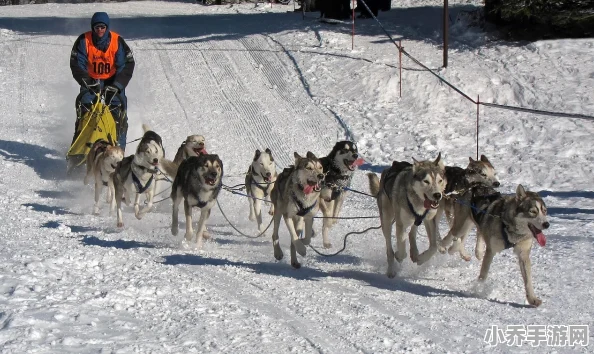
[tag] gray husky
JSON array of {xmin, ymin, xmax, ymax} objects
[
  {"xmin": 438, "ymin": 155, "xmax": 501, "ymax": 260},
  {"xmin": 471, "ymin": 184, "xmax": 549, "ymax": 307},
  {"xmin": 245, "ymin": 148, "xmax": 277, "ymax": 232},
  {"xmin": 173, "ymin": 134, "xmax": 207, "ymax": 168},
  {"xmin": 368, "ymin": 154, "xmax": 446, "ymax": 277},
  {"xmin": 318, "ymin": 141, "xmax": 361, "ymax": 248},
  {"xmin": 170, "ymin": 154, "xmax": 223, "ymax": 250},
  {"xmin": 270, "ymin": 152, "xmax": 325, "ymax": 269},
  {"xmin": 113, "ymin": 126, "xmax": 174, "ymax": 227}
]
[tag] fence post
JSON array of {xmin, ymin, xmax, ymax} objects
[
  {"xmin": 352, "ymin": 0, "xmax": 355, "ymax": 50},
  {"xmin": 476, "ymin": 95, "xmax": 480, "ymax": 160},
  {"xmin": 399, "ymin": 40, "xmax": 402, "ymax": 98}
]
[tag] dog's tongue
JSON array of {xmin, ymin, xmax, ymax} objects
[
  {"xmin": 303, "ymin": 184, "xmax": 315, "ymax": 194},
  {"xmin": 536, "ymin": 232, "xmax": 546, "ymax": 247},
  {"xmin": 352, "ymin": 158, "xmax": 365, "ymax": 167}
]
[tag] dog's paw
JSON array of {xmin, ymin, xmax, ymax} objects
[
  {"xmin": 291, "ymin": 260, "xmax": 301, "ymax": 269},
  {"xmin": 323, "ymin": 242, "xmax": 332, "ymax": 249},
  {"xmin": 438, "ymin": 245, "xmax": 447, "ymax": 254},
  {"xmin": 387, "ymin": 267, "xmax": 397, "ymax": 278},
  {"xmin": 135, "ymin": 213, "xmax": 144, "ymax": 220},
  {"xmin": 268, "ymin": 209, "xmax": 274, "ymax": 216},
  {"xmin": 293, "ymin": 240, "xmax": 307, "ymax": 257},
  {"xmin": 410, "ymin": 252, "xmax": 419, "ymax": 264},
  {"xmin": 528, "ymin": 297, "xmax": 542, "ymax": 307},
  {"xmin": 93, "ymin": 207, "xmax": 100, "ymax": 216},
  {"xmin": 117, "ymin": 222, "xmax": 124, "ymax": 228},
  {"xmin": 460, "ymin": 251, "xmax": 472, "ymax": 262},
  {"xmin": 395, "ymin": 251, "xmax": 407, "ymax": 263},
  {"xmin": 475, "ymin": 250, "xmax": 484, "ymax": 260},
  {"xmin": 184, "ymin": 232, "xmax": 193, "ymax": 242},
  {"xmin": 202, "ymin": 230, "xmax": 211, "ymax": 240},
  {"xmin": 273, "ymin": 247, "xmax": 283, "ymax": 261},
  {"xmin": 171, "ymin": 225, "xmax": 179, "ymax": 236}
]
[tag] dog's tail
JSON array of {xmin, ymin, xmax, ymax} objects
[
  {"xmin": 367, "ymin": 173, "xmax": 380, "ymax": 198},
  {"xmin": 159, "ymin": 158, "xmax": 178, "ymax": 180},
  {"xmin": 142, "ymin": 123, "xmax": 151, "ymax": 133}
]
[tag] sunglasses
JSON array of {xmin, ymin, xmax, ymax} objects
[{"xmin": 93, "ymin": 24, "xmax": 107, "ymax": 30}]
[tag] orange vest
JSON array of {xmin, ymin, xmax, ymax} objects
[{"xmin": 85, "ymin": 31, "xmax": 120, "ymax": 80}]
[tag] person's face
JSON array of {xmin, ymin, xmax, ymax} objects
[{"xmin": 93, "ymin": 24, "xmax": 107, "ymax": 38}]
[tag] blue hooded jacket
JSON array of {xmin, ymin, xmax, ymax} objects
[{"xmin": 91, "ymin": 12, "xmax": 111, "ymax": 51}]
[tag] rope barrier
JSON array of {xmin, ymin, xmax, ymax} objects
[{"xmin": 355, "ymin": 0, "xmax": 594, "ymax": 121}]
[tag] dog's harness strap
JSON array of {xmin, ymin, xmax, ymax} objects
[
  {"xmin": 191, "ymin": 182, "xmax": 222, "ymax": 209},
  {"xmin": 132, "ymin": 172, "xmax": 154, "ymax": 194},
  {"xmin": 501, "ymin": 222, "xmax": 514, "ymax": 249},
  {"xmin": 406, "ymin": 197, "xmax": 430, "ymax": 226},
  {"xmin": 291, "ymin": 191, "xmax": 318, "ymax": 217}
]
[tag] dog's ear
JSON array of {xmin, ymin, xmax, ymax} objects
[
  {"xmin": 469, "ymin": 156, "xmax": 475, "ymax": 163},
  {"xmin": 306, "ymin": 151, "xmax": 317, "ymax": 160},
  {"xmin": 265, "ymin": 148, "xmax": 274, "ymax": 161},
  {"xmin": 186, "ymin": 135, "xmax": 192, "ymax": 142},
  {"xmin": 294, "ymin": 152, "xmax": 302, "ymax": 164},
  {"xmin": 480, "ymin": 154, "xmax": 490, "ymax": 163},
  {"xmin": 516, "ymin": 184, "xmax": 527, "ymax": 200},
  {"xmin": 433, "ymin": 152, "xmax": 444, "ymax": 169},
  {"xmin": 253, "ymin": 149, "xmax": 261, "ymax": 161}
]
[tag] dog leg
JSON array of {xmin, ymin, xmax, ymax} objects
[
  {"xmin": 194, "ymin": 208, "xmax": 210, "ymax": 250},
  {"xmin": 379, "ymin": 210, "xmax": 396, "ymax": 278},
  {"xmin": 515, "ymin": 242, "xmax": 541, "ymax": 307},
  {"xmin": 108, "ymin": 179, "xmax": 116, "ymax": 216},
  {"xmin": 114, "ymin": 181, "xmax": 125, "ymax": 228},
  {"xmin": 248, "ymin": 192, "xmax": 256, "ymax": 222},
  {"xmin": 478, "ymin": 248, "xmax": 495, "ymax": 281},
  {"xmin": 184, "ymin": 199, "xmax": 194, "ymax": 242},
  {"xmin": 134, "ymin": 193, "xmax": 142, "ymax": 219},
  {"xmin": 321, "ymin": 200, "xmax": 333, "ymax": 248},
  {"xmin": 285, "ymin": 216, "xmax": 306, "ymax": 257},
  {"xmin": 93, "ymin": 178, "xmax": 103, "ymax": 215},
  {"xmin": 302, "ymin": 216, "xmax": 314, "ymax": 246},
  {"xmin": 254, "ymin": 198, "xmax": 264, "ymax": 232},
  {"xmin": 267, "ymin": 195, "xmax": 275, "ymax": 216},
  {"xmin": 136, "ymin": 186, "xmax": 155, "ymax": 219},
  {"xmin": 475, "ymin": 231, "xmax": 485, "ymax": 260},
  {"xmin": 446, "ymin": 218, "xmax": 474, "ymax": 262},
  {"xmin": 408, "ymin": 225, "xmax": 419, "ymax": 263},
  {"xmin": 394, "ymin": 221, "xmax": 408, "ymax": 264},
  {"xmin": 271, "ymin": 208, "xmax": 284, "ymax": 260},
  {"xmin": 290, "ymin": 241, "xmax": 300, "ymax": 269},
  {"xmin": 171, "ymin": 190, "xmax": 182, "ymax": 236},
  {"xmin": 416, "ymin": 218, "xmax": 439, "ymax": 265}
]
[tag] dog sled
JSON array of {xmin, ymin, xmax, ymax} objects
[{"xmin": 66, "ymin": 86, "xmax": 126, "ymax": 176}]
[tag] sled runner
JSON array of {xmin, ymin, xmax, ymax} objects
[{"xmin": 66, "ymin": 86, "xmax": 126, "ymax": 176}]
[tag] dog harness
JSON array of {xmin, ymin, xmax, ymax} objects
[
  {"xmin": 132, "ymin": 171, "xmax": 154, "ymax": 194},
  {"xmin": 190, "ymin": 182, "xmax": 222, "ymax": 208},
  {"xmin": 501, "ymin": 223, "xmax": 514, "ymax": 249},
  {"xmin": 406, "ymin": 196, "xmax": 430, "ymax": 226},
  {"xmin": 292, "ymin": 189, "xmax": 318, "ymax": 217},
  {"xmin": 324, "ymin": 165, "xmax": 353, "ymax": 201}
]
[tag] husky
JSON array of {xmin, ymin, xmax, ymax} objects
[
  {"xmin": 437, "ymin": 155, "xmax": 501, "ymax": 260},
  {"xmin": 170, "ymin": 154, "xmax": 223, "ymax": 250},
  {"xmin": 113, "ymin": 126, "xmax": 174, "ymax": 227},
  {"xmin": 83, "ymin": 139, "xmax": 124, "ymax": 215},
  {"xmin": 270, "ymin": 152, "xmax": 325, "ymax": 269},
  {"xmin": 368, "ymin": 154, "xmax": 446, "ymax": 277},
  {"xmin": 472, "ymin": 184, "xmax": 549, "ymax": 307},
  {"xmin": 173, "ymin": 135, "xmax": 207, "ymax": 168},
  {"xmin": 318, "ymin": 141, "xmax": 362, "ymax": 248},
  {"xmin": 245, "ymin": 148, "xmax": 277, "ymax": 232}
]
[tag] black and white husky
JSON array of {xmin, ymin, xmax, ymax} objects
[
  {"xmin": 318, "ymin": 141, "xmax": 363, "ymax": 248},
  {"xmin": 170, "ymin": 154, "xmax": 223, "ymax": 249}
]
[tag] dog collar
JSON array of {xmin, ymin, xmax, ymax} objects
[{"xmin": 406, "ymin": 196, "xmax": 430, "ymax": 226}]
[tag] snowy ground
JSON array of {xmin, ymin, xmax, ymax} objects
[{"xmin": 0, "ymin": 1, "xmax": 593, "ymax": 353}]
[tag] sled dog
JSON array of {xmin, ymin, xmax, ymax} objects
[
  {"xmin": 368, "ymin": 154, "xmax": 446, "ymax": 277},
  {"xmin": 173, "ymin": 134, "xmax": 207, "ymax": 169},
  {"xmin": 271, "ymin": 152, "xmax": 325, "ymax": 268},
  {"xmin": 318, "ymin": 141, "xmax": 362, "ymax": 248},
  {"xmin": 170, "ymin": 154, "xmax": 223, "ymax": 249},
  {"xmin": 113, "ymin": 126, "xmax": 173, "ymax": 227},
  {"xmin": 84, "ymin": 139, "xmax": 124, "ymax": 215},
  {"xmin": 472, "ymin": 184, "xmax": 549, "ymax": 307},
  {"xmin": 438, "ymin": 155, "xmax": 501, "ymax": 260},
  {"xmin": 245, "ymin": 148, "xmax": 277, "ymax": 232}
]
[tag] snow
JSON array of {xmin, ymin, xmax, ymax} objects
[{"xmin": 0, "ymin": 1, "xmax": 593, "ymax": 352}]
